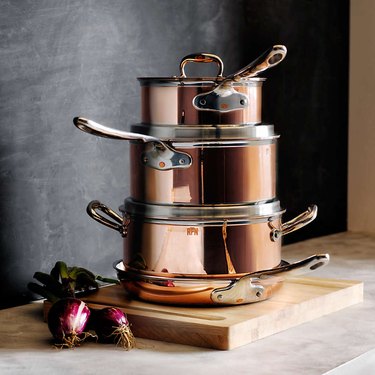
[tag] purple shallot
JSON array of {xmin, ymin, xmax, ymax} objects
[{"xmin": 94, "ymin": 307, "xmax": 136, "ymax": 350}]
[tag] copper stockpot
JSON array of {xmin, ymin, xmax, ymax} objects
[
  {"xmin": 86, "ymin": 199, "xmax": 318, "ymax": 276},
  {"xmin": 85, "ymin": 200, "xmax": 328, "ymax": 305}
]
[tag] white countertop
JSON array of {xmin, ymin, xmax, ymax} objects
[{"xmin": 1, "ymin": 231, "xmax": 375, "ymax": 375}]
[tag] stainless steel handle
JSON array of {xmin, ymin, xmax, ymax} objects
[
  {"xmin": 87, "ymin": 200, "xmax": 129, "ymax": 237},
  {"xmin": 270, "ymin": 205, "xmax": 318, "ymax": 242},
  {"xmin": 179, "ymin": 53, "xmax": 224, "ymax": 78},
  {"xmin": 227, "ymin": 45, "xmax": 287, "ymax": 81},
  {"xmin": 73, "ymin": 117, "xmax": 192, "ymax": 170},
  {"xmin": 210, "ymin": 253, "xmax": 329, "ymax": 305},
  {"xmin": 248, "ymin": 253, "xmax": 330, "ymax": 279},
  {"xmin": 192, "ymin": 45, "xmax": 287, "ymax": 113},
  {"xmin": 74, "ymin": 116, "xmax": 161, "ymax": 143}
]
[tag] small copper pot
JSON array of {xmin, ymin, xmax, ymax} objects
[{"xmin": 139, "ymin": 46, "xmax": 287, "ymax": 125}]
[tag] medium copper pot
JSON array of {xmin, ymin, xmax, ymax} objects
[{"xmin": 74, "ymin": 118, "xmax": 278, "ymax": 205}]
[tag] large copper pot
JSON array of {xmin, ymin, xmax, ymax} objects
[
  {"xmin": 85, "ymin": 199, "xmax": 328, "ymax": 305},
  {"xmin": 86, "ymin": 199, "xmax": 318, "ymax": 276}
]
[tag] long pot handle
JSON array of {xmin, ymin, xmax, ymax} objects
[
  {"xmin": 87, "ymin": 200, "xmax": 129, "ymax": 237},
  {"xmin": 211, "ymin": 253, "xmax": 330, "ymax": 305},
  {"xmin": 73, "ymin": 117, "xmax": 192, "ymax": 170},
  {"xmin": 226, "ymin": 45, "xmax": 287, "ymax": 82},
  {"xmin": 270, "ymin": 204, "xmax": 318, "ymax": 242},
  {"xmin": 192, "ymin": 45, "xmax": 287, "ymax": 112}
]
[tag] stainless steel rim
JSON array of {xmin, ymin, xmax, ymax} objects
[
  {"xmin": 137, "ymin": 77, "xmax": 265, "ymax": 87},
  {"xmin": 130, "ymin": 123, "xmax": 279, "ymax": 141},
  {"xmin": 121, "ymin": 199, "xmax": 285, "ymax": 224}
]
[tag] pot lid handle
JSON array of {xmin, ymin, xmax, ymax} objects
[{"xmin": 179, "ymin": 53, "xmax": 224, "ymax": 78}]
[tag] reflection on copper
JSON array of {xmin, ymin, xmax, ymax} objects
[
  {"xmin": 124, "ymin": 218, "xmax": 282, "ymax": 276},
  {"xmin": 222, "ymin": 221, "xmax": 236, "ymax": 274},
  {"xmin": 130, "ymin": 142, "xmax": 276, "ymax": 205},
  {"xmin": 141, "ymin": 84, "xmax": 263, "ymax": 125}
]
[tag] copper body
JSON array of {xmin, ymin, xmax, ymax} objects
[
  {"xmin": 140, "ymin": 82, "xmax": 263, "ymax": 125},
  {"xmin": 130, "ymin": 141, "xmax": 277, "ymax": 205},
  {"xmin": 118, "ymin": 277, "xmax": 282, "ymax": 306},
  {"xmin": 123, "ymin": 217, "xmax": 282, "ymax": 277}
]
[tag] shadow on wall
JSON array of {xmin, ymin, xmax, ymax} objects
[{"xmin": 0, "ymin": 0, "xmax": 349, "ymax": 308}]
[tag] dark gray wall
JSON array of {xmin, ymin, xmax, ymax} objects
[{"xmin": 0, "ymin": 0, "xmax": 349, "ymax": 308}]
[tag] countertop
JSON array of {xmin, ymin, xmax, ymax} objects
[{"xmin": 1, "ymin": 231, "xmax": 375, "ymax": 375}]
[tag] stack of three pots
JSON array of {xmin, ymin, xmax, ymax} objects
[{"xmin": 74, "ymin": 46, "xmax": 329, "ymax": 306}]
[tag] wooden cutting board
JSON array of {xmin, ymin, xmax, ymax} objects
[{"xmin": 44, "ymin": 277, "xmax": 363, "ymax": 350}]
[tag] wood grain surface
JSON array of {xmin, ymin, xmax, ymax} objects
[{"xmin": 44, "ymin": 276, "xmax": 363, "ymax": 350}]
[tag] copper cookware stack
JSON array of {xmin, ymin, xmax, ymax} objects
[{"xmin": 74, "ymin": 45, "xmax": 329, "ymax": 305}]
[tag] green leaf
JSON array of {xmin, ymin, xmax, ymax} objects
[{"xmin": 56, "ymin": 261, "xmax": 69, "ymax": 280}]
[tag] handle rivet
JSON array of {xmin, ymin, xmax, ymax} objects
[
  {"xmin": 179, "ymin": 158, "xmax": 186, "ymax": 165},
  {"xmin": 217, "ymin": 294, "xmax": 223, "ymax": 300},
  {"xmin": 199, "ymin": 99, "xmax": 206, "ymax": 106}
]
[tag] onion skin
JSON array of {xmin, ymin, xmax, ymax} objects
[
  {"xmin": 94, "ymin": 307, "xmax": 136, "ymax": 350},
  {"xmin": 47, "ymin": 297, "xmax": 91, "ymax": 348}
]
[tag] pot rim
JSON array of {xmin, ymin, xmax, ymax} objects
[
  {"xmin": 137, "ymin": 76, "xmax": 266, "ymax": 87},
  {"xmin": 114, "ymin": 260, "xmax": 286, "ymax": 281},
  {"xmin": 130, "ymin": 123, "xmax": 279, "ymax": 141},
  {"xmin": 121, "ymin": 199, "xmax": 285, "ymax": 224}
]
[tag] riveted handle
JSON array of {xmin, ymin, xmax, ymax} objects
[
  {"xmin": 87, "ymin": 200, "xmax": 129, "ymax": 237},
  {"xmin": 270, "ymin": 205, "xmax": 318, "ymax": 242},
  {"xmin": 210, "ymin": 253, "xmax": 329, "ymax": 305},
  {"xmin": 73, "ymin": 117, "xmax": 192, "ymax": 171}
]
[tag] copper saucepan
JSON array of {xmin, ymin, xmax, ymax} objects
[
  {"xmin": 74, "ymin": 117, "xmax": 279, "ymax": 204},
  {"xmin": 139, "ymin": 45, "xmax": 287, "ymax": 125}
]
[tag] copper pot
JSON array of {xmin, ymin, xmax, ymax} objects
[
  {"xmin": 85, "ymin": 200, "xmax": 328, "ymax": 305},
  {"xmin": 74, "ymin": 118, "xmax": 278, "ymax": 204},
  {"xmin": 139, "ymin": 46, "xmax": 287, "ymax": 125},
  {"xmin": 113, "ymin": 254, "xmax": 329, "ymax": 306},
  {"xmin": 86, "ymin": 199, "xmax": 318, "ymax": 276}
]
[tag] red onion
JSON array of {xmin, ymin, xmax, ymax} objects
[
  {"xmin": 47, "ymin": 297, "xmax": 92, "ymax": 348},
  {"xmin": 94, "ymin": 307, "xmax": 136, "ymax": 350}
]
